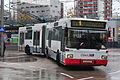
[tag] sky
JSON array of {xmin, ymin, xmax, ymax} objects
[
  {"xmin": 112, "ymin": 1, "xmax": 120, "ymax": 15},
  {"xmin": 4, "ymin": 0, "xmax": 120, "ymax": 15}
]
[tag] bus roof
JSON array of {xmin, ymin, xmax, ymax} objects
[
  {"xmin": 48, "ymin": 18, "xmax": 108, "ymax": 29},
  {"xmin": 19, "ymin": 23, "xmax": 47, "ymax": 32},
  {"xmin": 59, "ymin": 18, "xmax": 108, "ymax": 22}
]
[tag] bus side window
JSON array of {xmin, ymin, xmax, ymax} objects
[{"xmin": 25, "ymin": 30, "xmax": 32, "ymax": 39}]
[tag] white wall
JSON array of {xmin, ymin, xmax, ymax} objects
[
  {"xmin": 98, "ymin": 0, "xmax": 105, "ymax": 20},
  {"xmin": 49, "ymin": 0, "xmax": 61, "ymax": 19}
]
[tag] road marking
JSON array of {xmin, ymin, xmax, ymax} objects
[
  {"xmin": 77, "ymin": 77, "xmax": 94, "ymax": 80},
  {"xmin": 108, "ymin": 70, "xmax": 120, "ymax": 75},
  {"xmin": 60, "ymin": 73, "xmax": 74, "ymax": 79}
]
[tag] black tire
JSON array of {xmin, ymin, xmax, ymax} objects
[
  {"xmin": 25, "ymin": 45, "xmax": 32, "ymax": 55},
  {"xmin": 56, "ymin": 51, "xmax": 61, "ymax": 66}
]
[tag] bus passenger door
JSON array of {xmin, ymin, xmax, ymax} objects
[
  {"xmin": 42, "ymin": 26, "xmax": 46, "ymax": 54},
  {"xmin": 33, "ymin": 31, "xmax": 40, "ymax": 53}
]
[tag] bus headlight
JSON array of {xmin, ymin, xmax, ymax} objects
[
  {"xmin": 101, "ymin": 55, "xmax": 108, "ymax": 60},
  {"xmin": 67, "ymin": 54, "xmax": 73, "ymax": 58}
]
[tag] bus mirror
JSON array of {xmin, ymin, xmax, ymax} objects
[{"xmin": 65, "ymin": 27, "xmax": 68, "ymax": 37}]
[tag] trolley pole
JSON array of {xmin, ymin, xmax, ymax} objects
[{"xmin": 0, "ymin": 0, "xmax": 4, "ymax": 57}]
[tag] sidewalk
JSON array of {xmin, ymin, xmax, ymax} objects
[{"xmin": 3, "ymin": 50, "xmax": 25, "ymax": 57}]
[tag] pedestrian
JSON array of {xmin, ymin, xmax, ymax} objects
[{"xmin": 3, "ymin": 41, "xmax": 6, "ymax": 55}]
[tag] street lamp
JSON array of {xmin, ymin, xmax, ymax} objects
[{"xmin": 0, "ymin": 0, "xmax": 4, "ymax": 56}]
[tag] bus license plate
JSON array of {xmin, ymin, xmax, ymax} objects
[{"xmin": 83, "ymin": 61, "xmax": 92, "ymax": 63}]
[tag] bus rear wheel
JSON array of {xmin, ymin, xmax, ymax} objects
[{"xmin": 25, "ymin": 45, "xmax": 32, "ymax": 55}]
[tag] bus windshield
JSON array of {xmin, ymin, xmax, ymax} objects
[{"xmin": 66, "ymin": 29, "xmax": 107, "ymax": 49}]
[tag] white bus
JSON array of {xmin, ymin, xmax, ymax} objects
[
  {"xmin": 18, "ymin": 18, "xmax": 108, "ymax": 66},
  {"xmin": 45, "ymin": 18, "xmax": 108, "ymax": 66}
]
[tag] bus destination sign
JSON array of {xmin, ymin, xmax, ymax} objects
[{"xmin": 71, "ymin": 20, "xmax": 106, "ymax": 29}]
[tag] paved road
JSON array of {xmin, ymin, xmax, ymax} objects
[{"xmin": 0, "ymin": 49, "xmax": 120, "ymax": 80}]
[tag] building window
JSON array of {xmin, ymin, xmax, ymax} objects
[
  {"xmin": 80, "ymin": 7, "xmax": 83, "ymax": 9},
  {"xmin": 88, "ymin": 10, "xmax": 92, "ymax": 13},
  {"xmin": 40, "ymin": 5, "xmax": 43, "ymax": 7},
  {"xmin": 22, "ymin": 2, "xmax": 25, "ymax": 4},
  {"xmin": 55, "ymin": 6, "xmax": 58, "ymax": 8},
  {"xmin": 35, "ymin": 6, "xmax": 39, "ymax": 8},
  {"xmin": 46, "ymin": 10, "xmax": 50, "ymax": 11},
  {"xmin": 36, "ymin": 11, "xmax": 39, "ymax": 13},
  {"xmin": 26, "ymin": 6, "xmax": 29, "ymax": 8},
  {"xmin": 39, "ymin": 15, "xmax": 43, "ymax": 17},
  {"xmin": 84, "ymin": 2, "xmax": 87, "ymax": 4},
  {"xmin": 80, "ymin": 11, "xmax": 83, "ymax": 13},
  {"xmin": 21, "ymin": 7, "xmax": 24, "ymax": 9},
  {"xmin": 80, "ymin": 3, "xmax": 83, "ymax": 5},
  {"xmin": 41, "ymin": 10, "xmax": 45, "ymax": 12},
  {"xmin": 30, "ymin": 6, "xmax": 34, "ymax": 8},
  {"xmin": 93, "ymin": 1, "xmax": 97, "ymax": 4},
  {"xmin": 31, "ymin": 11, "xmax": 34, "ymax": 13},
  {"xmin": 27, "ymin": 11, "xmax": 30, "ymax": 13},
  {"xmin": 44, "ymin": 5, "xmax": 48, "ymax": 7},
  {"xmin": 94, "ymin": 5, "xmax": 97, "ymax": 8}
]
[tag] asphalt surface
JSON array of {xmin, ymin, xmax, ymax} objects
[{"xmin": 0, "ymin": 49, "xmax": 120, "ymax": 80}]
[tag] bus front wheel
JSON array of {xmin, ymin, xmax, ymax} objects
[{"xmin": 56, "ymin": 51, "xmax": 61, "ymax": 66}]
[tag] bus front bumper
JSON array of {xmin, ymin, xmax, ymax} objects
[{"xmin": 64, "ymin": 59, "xmax": 108, "ymax": 66}]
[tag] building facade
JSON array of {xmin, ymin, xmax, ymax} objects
[
  {"xmin": 0, "ymin": 10, "xmax": 10, "ymax": 22},
  {"xmin": 13, "ymin": 0, "xmax": 62, "ymax": 21},
  {"xmin": 107, "ymin": 19, "xmax": 120, "ymax": 42},
  {"xmin": 75, "ymin": 0, "xmax": 112, "ymax": 20}
]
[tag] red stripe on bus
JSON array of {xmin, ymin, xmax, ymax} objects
[{"xmin": 64, "ymin": 59, "xmax": 108, "ymax": 66}]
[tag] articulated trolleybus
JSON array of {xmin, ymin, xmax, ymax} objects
[
  {"xmin": 18, "ymin": 18, "xmax": 108, "ymax": 66},
  {"xmin": 46, "ymin": 18, "xmax": 108, "ymax": 66}
]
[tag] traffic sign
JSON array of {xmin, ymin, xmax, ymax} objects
[{"xmin": 0, "ymin": 27, "xmax": 5, "ymax": 32}]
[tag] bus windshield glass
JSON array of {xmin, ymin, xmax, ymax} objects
[{"xmin": 66, "ymin": 29, "xmax": 107, "ymax": 49}]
